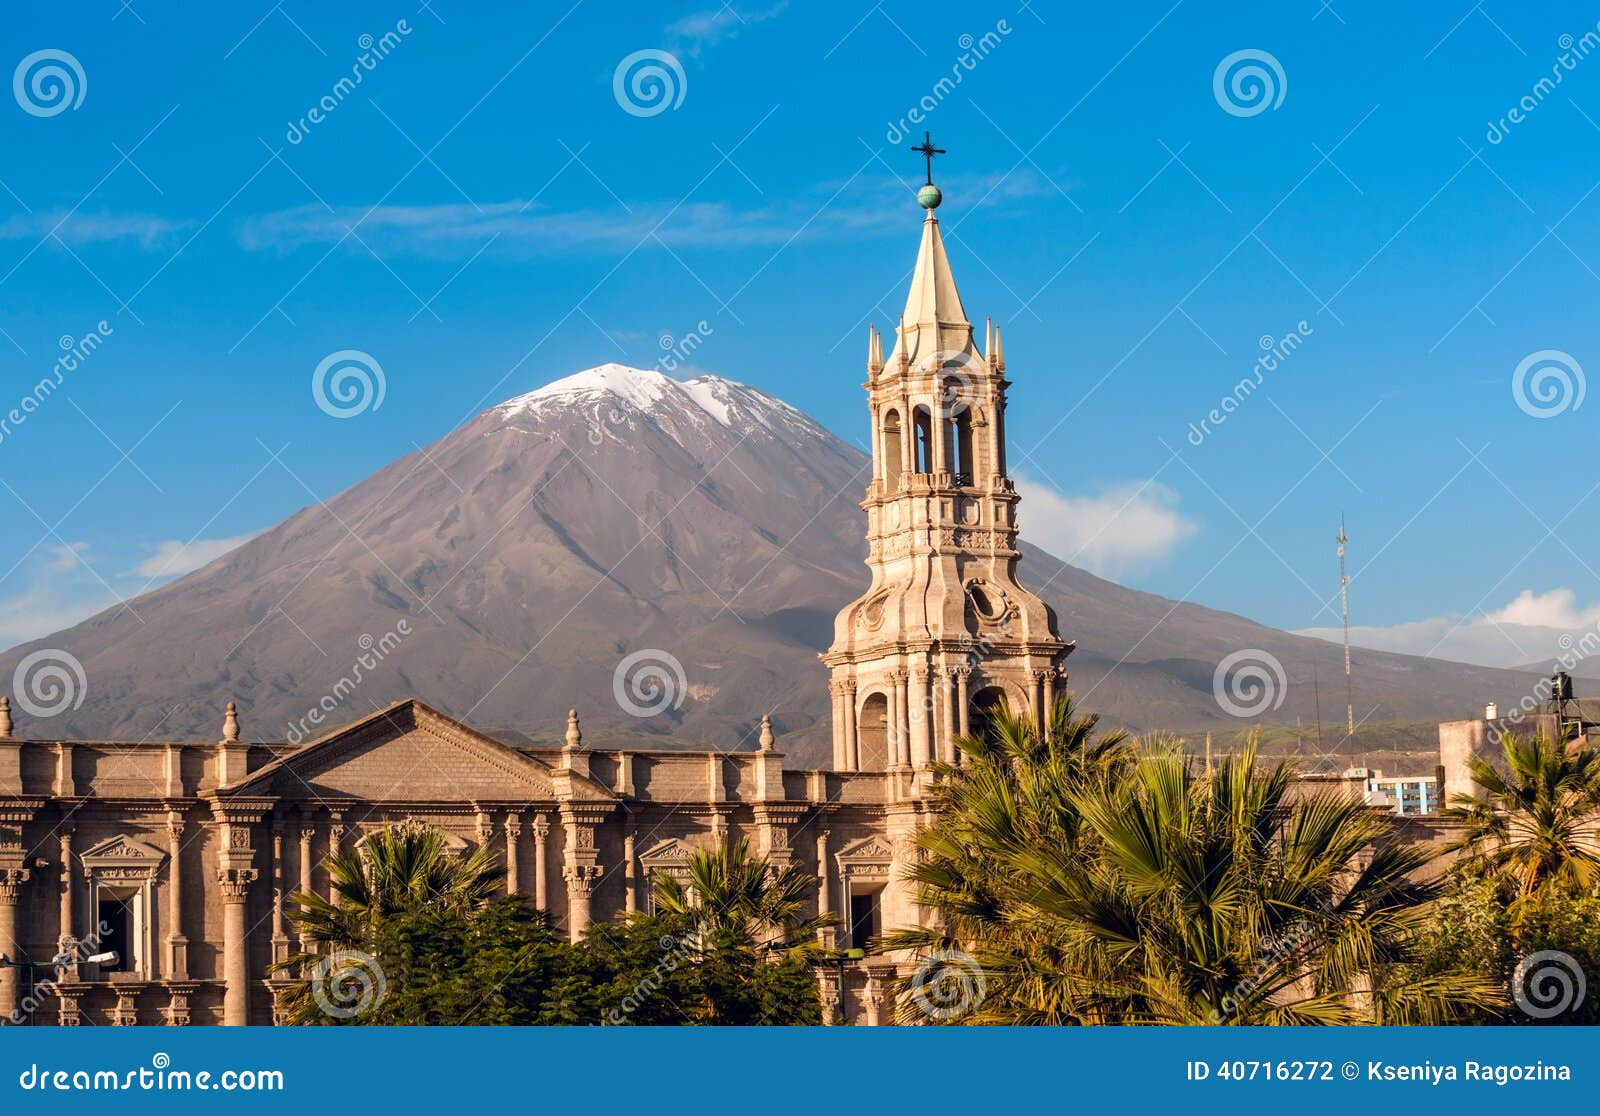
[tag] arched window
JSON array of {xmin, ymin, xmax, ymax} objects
[
  {"xmin": 857, "ymin": 692, "xmax": 890, "ymax": 771},
  {"xmin": 913, "ymin": 406, "xmax": 933, "ymax": 473},
  {"xmin": 882, "ymin": 410, "xmax": 903, "ymax": 490},
  {"xmin": 970, "ymin": 685, "xmax": 1009, "ymax": 743},
  {"xmin": 948, "ymin": 414, "xmax": 974, "ymax": 484}
]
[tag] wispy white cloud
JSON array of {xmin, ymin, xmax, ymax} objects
[
  {"xmin": 1296, "ymin": 587, "xmax": 1600, "ymax": 670},
  {"xmin": 666, "ymin": 2, "xmax": 788, "ymax": 57},
  {"xmin": 0, "ymin": 210, "xmax": 194, "ymax": 248},
  {"xmin": 1015, "ymin": 476, "xmax": 1197, "ymax": 578},
  {"xmin": 130, "ymin": 534, "xmax": 255, "ymax": 580},
  {"xmin": 233, "ymin": 170, "xmax": 1056, "ymax": 258}
]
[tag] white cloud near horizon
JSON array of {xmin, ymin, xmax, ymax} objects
[
  {"xmin": 1295, "ymin": 587, "xmax": 1600, "ymax": 670},
  {"xmin": 0, "ymin": 533, "xmax": 257, "ymax": 652},
  {"xmin": 1014, "ymin": 476, "xmax": 1197, "ymax": 578},
  {"xmin": 129, "ymin": 534, "xmax": 256, "ymax": 580}
]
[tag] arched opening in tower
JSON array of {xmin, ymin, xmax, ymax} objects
[
  {"xmin": 857, "ymin": 691, "xmax": 890, "ymax": 770},
  {"xmin": 947, "ymin": 408, "xmax": 974, "ymax": 487},
  {"xmin": 882, "ymin": 409, "xmax": 903, "ymax": 490},
  {"xmin": 913, "ymin": 406, "xmax": 934, "ymax": 473},
  {"xmin": 970, "ymin": 685, "xmax": 1009, "ymax": 744}
]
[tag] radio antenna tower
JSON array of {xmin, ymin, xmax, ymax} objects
[{"xmin": 1337, "ymin": 515, "xmax": 1354, "ymax": 753}]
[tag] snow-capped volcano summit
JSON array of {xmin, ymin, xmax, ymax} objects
[{"xmin": 492, "ymin": 363, "xmax": 820, "ymax": 444}]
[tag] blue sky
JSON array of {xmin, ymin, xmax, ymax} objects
[{"xmin": 3, "ymin": 0, "xmax": 1600, "ymax": 668}]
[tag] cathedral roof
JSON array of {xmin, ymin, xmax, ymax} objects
[{"xmin": 887, "ymin": 206, "xmax": 978, "ymax": 368}]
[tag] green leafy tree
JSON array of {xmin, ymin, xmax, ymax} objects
[
  {"xmin": 584, "ymin": 910, "xmax": 821, "ymax": 1025},
  {"xmin": 653, "ymin": 837, "xmax": 833, "ymax": 958},
  {"xmin": 1447, "ymin": 730, "xmax": 1600, "ymax": 901},
  {"xmin": 893, "ymin": 699, "xmax": 1498, "ymax": 1025}
]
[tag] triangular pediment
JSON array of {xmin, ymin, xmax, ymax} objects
[
  {"xmin": 225, "ymin": 700, "xmax": 613, "ymax": 805},
  {"xmin": 836, "ymin": 835, "xmax": 895, "ymax": 863},
  {"xmin": 638, "ymin": 836, "xmax": 703, "ymax": 868},
  {"xmin": 81, "ymin": 834, "xmax": 167, "ymax": 869}
]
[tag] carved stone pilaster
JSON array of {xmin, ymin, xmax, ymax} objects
[
  {"xmin": 55, "ymin": 985, "xmax": 84, "ymax": 1027},
  {"xmin": 111, "ymin": 984, "xmax": 143, "ymax": 1026},
  {"xmin": 163, "ymin": 982, "xmax": 197, "ymax": 1026}
]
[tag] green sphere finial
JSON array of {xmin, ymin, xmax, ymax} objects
[{"xmin": 917, "ymin": 183, "xmax": 942, "ymax": 210}]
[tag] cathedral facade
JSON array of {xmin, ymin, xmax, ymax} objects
[{"xmin": 0, "ymin": 182, "xmax": 1071, "ymax": 1027}]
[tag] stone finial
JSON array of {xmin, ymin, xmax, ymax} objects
[
  {"xmin": 564, "ymin": 708, "xmax": 583, "ymax": 751},
  {"xmin": 0, "ymin": 696, "xmax": 11, "ymax": 739},
  {"xmin": 759, "ymin": 714, "xmax": 775, "ymax": 752},
  {"xmin": 222, "ymin": 701, "xmax": 240, "ymax": 743}
]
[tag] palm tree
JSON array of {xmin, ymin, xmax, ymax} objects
[
  {"xmin": 1447, "ymin": 729, "xmax": 1600, "ymax": 900},
  {"xmin": 274, "ymin": 822, "xmax": 503, "ymax": 1022},
  {"xmin": 894, "ymin": 703, "xmax": 1497, "ymax": 1025},
  {"xmin": 653, "ymin": 838, "xmax": 832, "ymax": 958}
]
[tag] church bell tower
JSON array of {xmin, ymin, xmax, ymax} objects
[{"xmin": 823, "ymin": 152, "xmax": 1071, "ymax": 777}]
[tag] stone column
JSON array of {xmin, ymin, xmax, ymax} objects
[
  {"xmin": 892, "ymin": 671, "xmax": 910, "ymax": 768},
  {"xmin": 944, "ymin": 671, "xmax": 960, "ymax": 761},
  {"xmin": 844, "ymin": 681, "xmax": 859, "ymax": 771},
  {"xmin": 1031, "ymin": 670, "xmax": 1047, "ymax": 738},
  {"xmin": 0, "ymin": 867, "xmax": 29, "ymax": 1021},
  {"xmin": 219, "ymin": 867, "xmax": 257, "ymax": 1026},
  {"xmin": 863, "ymin": 974, "xmax": 884, "ymax": 1027},
  {"xmin": 955, "ymin": 667, "xmax": 971, "ymax": 739},
  {"xmin": 531, "ymin": 814, "xmax": 550, "ymax": 911},
  {"xmin": 815, "ymin": 830, "xmax": 833, "ymax": 947},
  {"xmin": 165, "ymin": 815, "xmax": 188, "ymax": 978},
  {"xmin": 297, "ymin": 826, "xmax": 313, "ymax": 917},
  {"xmin": 559, "ymin": 807, "xmax": 603, "ymax": 942},
  {"xmin": 910, "ymin": 666, "xmax": 932, "ymax": 768},
  {"xmin": 58, "ymin": 832, "xmax": 75, "ymax": 956},
  {"xmin": 270, "ymin": 828, "xmax": 289, "ymax": 968},
  {"xmin": 504, "ymin": 814, "xmax": 522, "ymax": 896},
  {"xmin": 623, "ymin": 831, "xmax": 637, "ymax": 914},
  {"xmin": 326, "ymin": 819, "xmax": 344, "ymax": 903},
  {"xmin": 830, "ymin": 683, "xmax": 847, "ymax": 771},
  {"xmin": 1043, "ymin": 667, "xmax": 1057, "ymax": 739}
]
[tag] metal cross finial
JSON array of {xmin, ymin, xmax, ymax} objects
[{"xmin": 910, "ymin": 131, "xmax": 946, "ymax": 185}]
